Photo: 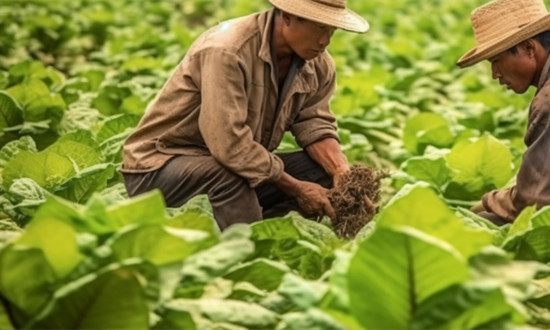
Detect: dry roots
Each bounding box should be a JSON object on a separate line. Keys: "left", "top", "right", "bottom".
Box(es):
{"left": 328, "top": 164, "right": 387, "bottom": 239}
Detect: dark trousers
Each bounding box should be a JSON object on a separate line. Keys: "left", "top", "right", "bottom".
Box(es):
{"left": 122, "top": 151, "right": 331, "bottom": 230}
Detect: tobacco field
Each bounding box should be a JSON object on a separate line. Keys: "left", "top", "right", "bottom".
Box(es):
{"left": 2, "top": 0, "right": 550, "bottom": 329}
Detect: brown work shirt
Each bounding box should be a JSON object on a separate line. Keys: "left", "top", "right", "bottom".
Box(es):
{"left": 483, "top": 54, "right": 550, "bottom": 221}
{"left": 121, "top": 9, "right": 338, "bottom": 188}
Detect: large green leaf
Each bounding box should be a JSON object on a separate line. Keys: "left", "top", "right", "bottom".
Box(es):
{"left": 278, "top": 309, "right": 346, "bottom": 330}
{"left": 176, "top": 239, "right": 255, "bottom": 298}
{"left": 445, "top": 134, "right": 514, "bottom": 200}
{"left": 347, "top": 227, "right": 469, "bottom": 329}
{"left": 223, "top": 259, "right": 290, "bottom": 292}
{"left": 0, "top": 136, "right": 37, "bottom": 174}
{"left": 0, "top": 92, "right": 24, "bottom": 146}
{"left": 103, "top": 190, "right": 168, "bottom": 228}
{"left": 6, "top": 78, "right": 65, "bottom": 124}
{"left": 278, "top": 273, "right": 328, "bottom": 310}
{"left": 503, "top": 226, "right": 550, "bottom": 262}
{"left": 411, "top": 282, "right": 514, "bottom": 330}
{"left": 0, "top": 178, "right": 51, "bottom": 226}
{"left": 251, "top": 216, "right": 340, "bottom": 279}
{"left": 403, "top": 112, "right": 454, "bottom": 154}
{"left": 108, "top": 224, "right": 211, "bottom": 266}
{"left": 28, "top": 265, "right": 150, "bottom": 329}
{"left": 378, "top": 184, "right": 493, "bottom": 258}
{"left": 401, "top": 155, "right": 450, "bottom": 188}
{"left": 16, "top": 216, "right": 83, "bottom": 278}
{"left": 2, "top": 150, "right": 74, "bottom": 190}
{"left": 0, "top": 246, "right": 56, "bottom": 318}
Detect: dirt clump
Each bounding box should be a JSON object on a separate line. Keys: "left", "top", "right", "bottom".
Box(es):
{"left": 329, "top": 164, "right": 387, "bottom": 239}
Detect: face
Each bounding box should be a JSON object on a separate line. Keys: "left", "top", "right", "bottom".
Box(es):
{"left": 488, "top": 42, "right": 538, "bottom": 94}
{"left": 282, "top": 14, "right": 336, "bottom": 60}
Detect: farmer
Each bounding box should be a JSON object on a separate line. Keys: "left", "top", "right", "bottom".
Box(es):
{"left": 120, "top": 0, "right": 369, "bottom": 230}
{"left": 458, "top": 0, "right": 550, "bottom": 225}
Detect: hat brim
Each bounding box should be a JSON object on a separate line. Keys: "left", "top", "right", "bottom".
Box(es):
{"left": 457, "top": 14, "right": 550, "bottom": 68}
{"left": 269, "top": 0, "right": 369, "bottom": 33}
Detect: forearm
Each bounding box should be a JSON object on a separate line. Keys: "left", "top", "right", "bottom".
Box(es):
{"left": 305, "top": 138, "right": 349, "bottom": 178}
{"left": 274, "top": 172, "right": 300, "bottom": 197}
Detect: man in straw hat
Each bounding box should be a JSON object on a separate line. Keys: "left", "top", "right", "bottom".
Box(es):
{"left": 458, "top": 0, "right": 550, "bottom": 224}
{"left": 120, "top": 0, "right": 369, "bottom": 230}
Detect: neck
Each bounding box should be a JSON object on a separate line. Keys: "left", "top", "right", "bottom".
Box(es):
{"left": 272, "top": 14, "right": 294, "bottom": 62}
{"left": 533, "top": 48, "right": 550, "bottom": 87}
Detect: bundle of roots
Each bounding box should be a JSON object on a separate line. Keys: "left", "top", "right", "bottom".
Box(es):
{"left": 328, "top": 164, "right": 387, "bottom": 239}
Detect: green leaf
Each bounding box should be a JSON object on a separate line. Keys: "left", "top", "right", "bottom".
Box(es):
{"left": 0, "top": 246, "right": 57, "bottom": 316}
{"left": 162, "top": 298, "right": 279, "bottom": 329}
{"left": 2, "top": 150, "right": 73, "bottom": 190}
{"left": 507, "top": 205, "right": 537, "bottom": 237}
{"left": 378, "top": 184, "right": 493, "bottom": 258}
{"left": 348, "top": 227, "right": 469, "bottom": 329}
{"left": 445, "top": 134, "right": 513, "bottom": 200}
{"left": 29, "top": 266, "right": 150, "bottom": 329}
{"left": 177, "top": 239, "right": 254, "bottom": 297}
{"left": 401, "top": 155, "right": 450, "bottom": 188}
{"left": 167, "top": 209, "right": 218, "bottom": 235}
{"left": 278, "top": 273, "right": 328, "bottom": 310}
{"left": 503, "top": 226, "right": 550, "bottom": 262}
{"left": 104, "top": 190, "right": 169, "bottom": 228}
{"left": 108, "top": 224, "right": 211, "bottom": 266}
{"left": 0, "top": 300, "right": 14, "bottom": 330}
{"left": 224, "top": 259, "right": 290, "bottom": 292}
{"left": 411, "top": 283, "right": 514, "bottom": 330}
{"left": 403, "top": 113, "right": 454, "bottom": 154}
{"left": 6, "top": 78, "right": 65, "bottom": 124}
{"left": 0, "top": 136, "right": 37, "bottom": 172}
{"left": 96, "top": 113, "right": 140, "bottom": 144}
{"left": 16, "top": 216, "right": 83, "bottom": 278}
{"left": 0, "top": 92, "right": 24, "bottom": 146}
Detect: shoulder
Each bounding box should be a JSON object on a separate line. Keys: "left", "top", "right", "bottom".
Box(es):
{"left": 188, "top": 12, "right": 264, "bottom": 57}
{"left": 531, "top": 82, "right": 550, "bottom": 119}
{"left": 304, "top": 51, "right": 336, "bottom": 82}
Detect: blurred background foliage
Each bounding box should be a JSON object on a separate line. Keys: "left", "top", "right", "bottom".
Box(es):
{"left": 0, "top": 0, "right": 535, "bottom": 214}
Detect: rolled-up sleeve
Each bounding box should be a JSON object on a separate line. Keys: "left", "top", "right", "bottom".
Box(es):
{"left": 195, "top": 49, "right": 283, "bottom": 188}
{"left": 483, "top": 103, "right": 550, "bottom": 221}
{"left": 290, "top": 70, "right": 339, "bottom": 148}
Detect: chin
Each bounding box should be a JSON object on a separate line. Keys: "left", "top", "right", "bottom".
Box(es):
{"left": 512, "top": 86, "right": 530, "bottom": 94}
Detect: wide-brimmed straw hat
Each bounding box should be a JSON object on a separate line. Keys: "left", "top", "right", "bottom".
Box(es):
{"left": 269, "top": 0, "right": 369, "bottom": 33}
{"left": 457, "top": 0, "right": 550, "bottom": 68}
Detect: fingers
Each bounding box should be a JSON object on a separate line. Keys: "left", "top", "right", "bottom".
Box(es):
{"left": 323, "top": 202, "right": 336, "bottom": 220}
{"left": 364, "top": 196, "right": 375, "bottom": 212}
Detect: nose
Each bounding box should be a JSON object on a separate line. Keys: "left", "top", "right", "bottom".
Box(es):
{"left": 319, "top": 30, "right": 333, "bottom": 48}
{"left": 491, "top": 63, "right": 501, "bottom": 80}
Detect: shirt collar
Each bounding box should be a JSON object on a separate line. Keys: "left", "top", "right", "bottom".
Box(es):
{"left": 537, "top": 52, "right": 550, "bottom": 90}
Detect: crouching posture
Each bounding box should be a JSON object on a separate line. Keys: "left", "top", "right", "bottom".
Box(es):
{"left": 120, "top": 0, "right": 369, "bottom": 229}
{"left": 459, "top": 0, "right": 550, "bottom": 224}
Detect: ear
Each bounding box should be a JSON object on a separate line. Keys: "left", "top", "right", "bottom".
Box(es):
{"left": 281, "top": 11, "right": 292, "bottom": 26}
{"left": 523, "top": 39, "right": 538, "bottom": 57}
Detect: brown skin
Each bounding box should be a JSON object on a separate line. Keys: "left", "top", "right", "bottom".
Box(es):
{"left": 270, "top": 11, "right": 346, "bottom": 220}
{"left": 489, "top": 39, "right": 548, "bottom": 94}
{"left": 471, "top": 38, "right": 548, "bottom": 214}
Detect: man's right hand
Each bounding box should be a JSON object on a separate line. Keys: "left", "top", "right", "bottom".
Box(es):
{"left": 293, "top": 180, "right": 336, "bottom": 220}
{"left": 275, "top": 172, "right": 335, "bottom": 220}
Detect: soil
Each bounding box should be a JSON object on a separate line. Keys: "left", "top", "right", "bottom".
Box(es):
{"left": 328, "top": 164, "right": 387, "bottom": 239}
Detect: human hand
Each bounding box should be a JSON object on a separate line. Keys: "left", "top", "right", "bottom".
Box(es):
{"left": 294, "top": 181, "right": 336, "bottom": 220}
{"left": 332, "top": 167, "right": 350, "bottom": 189}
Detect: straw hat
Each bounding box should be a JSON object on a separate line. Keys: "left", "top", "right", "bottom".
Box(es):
{"left": 457, "top": 0, "right": 550, "bottom": 68}
{"left": 269, "top": 0, "right": 369, "bottom": 33}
